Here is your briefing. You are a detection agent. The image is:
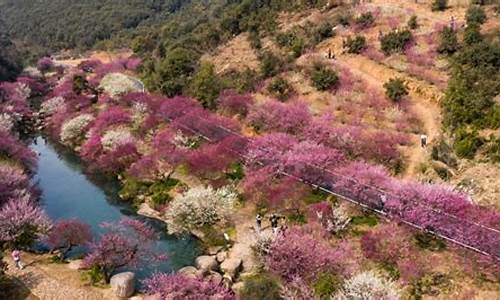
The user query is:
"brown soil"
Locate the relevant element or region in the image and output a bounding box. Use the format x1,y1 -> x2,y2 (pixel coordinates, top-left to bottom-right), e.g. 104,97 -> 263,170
4,252 -> 115,300
201,33 -> 260,74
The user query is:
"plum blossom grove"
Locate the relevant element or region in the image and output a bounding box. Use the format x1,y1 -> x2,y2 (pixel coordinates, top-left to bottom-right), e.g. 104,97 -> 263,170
2,48 -> 498,299
38,57 -> 500,261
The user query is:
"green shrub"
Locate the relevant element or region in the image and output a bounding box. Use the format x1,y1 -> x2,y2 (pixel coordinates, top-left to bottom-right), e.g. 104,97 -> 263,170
409,273 -> 451,298
383,78 -> 408,102
290,37 -> 305,58
311,64 -> 339,91
268,76 -> 293,100
380,29 -> 412,55
433,164 -> 453,181
466,5 -> 486,26
304,189 -> 330,204
248,30 -> 262,49
149,179 -> 177,209
408,15 -> 418,30
152,47 -> 197,97
222,68 -> 259,93
414,232 -> 446,251
119,177 -> 148,202
453,127 -> 484,159
431,0 -> 448,11
351,214 -> 378,227
189,63 -> 223,109
437,26 -> 458,55
354,12 -> 375,29
313,272 -> 343,298
463,23 -> 483,45
225,162 -> 245,180
431,140 -> 458,168
276,31 -> 297,48
287,210 -> 306,224
343,35 -> 366,54
485,135 -> 500,163
260,51 -> 282,78
201,226 -> 227,248
240,274 -> 281,300
336,14 -> 351,26
313,22 -> 335,44
82,266 -> 105,285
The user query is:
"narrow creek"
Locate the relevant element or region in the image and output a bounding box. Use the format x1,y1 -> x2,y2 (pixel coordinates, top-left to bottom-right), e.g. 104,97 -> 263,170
30,136 -> 200,281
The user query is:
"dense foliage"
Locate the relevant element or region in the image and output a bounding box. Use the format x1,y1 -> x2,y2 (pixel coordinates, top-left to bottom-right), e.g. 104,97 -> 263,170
0,0 -> 189,50
441,13 -> 499,159
0,19 -> 22,81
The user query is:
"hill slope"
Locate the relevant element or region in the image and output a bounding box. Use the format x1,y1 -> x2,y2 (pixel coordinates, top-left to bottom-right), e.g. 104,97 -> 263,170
0,0 -> 188,50
0,18 -> 22,81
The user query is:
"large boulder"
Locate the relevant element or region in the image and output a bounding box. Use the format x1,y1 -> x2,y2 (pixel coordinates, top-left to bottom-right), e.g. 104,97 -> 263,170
110,272 -> 135,299
220,258 -> 242,279
195,255 -> 218,274
205,271 -> 223,286
178,266 -> 199,278
216,251 -> 228,263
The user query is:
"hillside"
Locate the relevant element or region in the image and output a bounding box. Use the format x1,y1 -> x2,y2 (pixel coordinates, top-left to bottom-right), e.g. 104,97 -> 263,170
0,0 -> 188,50
0,18 -> 22,81
1,0 -> 500,299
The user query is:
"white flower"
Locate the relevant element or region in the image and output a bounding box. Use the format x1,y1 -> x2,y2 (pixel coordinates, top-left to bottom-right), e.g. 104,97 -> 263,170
60,114 -> 94,147
131,102 -> 148,128
335,271 -> 400,300
173,130 -> 200,149
16,83 -> 31,100
40,97 -> 65,115
253,231 -> 275,257
101,128 -> 135,151
165,185 -> 238,234
0,113 -> 14,132
326,206 -> 351,234
99,73 -> 143,97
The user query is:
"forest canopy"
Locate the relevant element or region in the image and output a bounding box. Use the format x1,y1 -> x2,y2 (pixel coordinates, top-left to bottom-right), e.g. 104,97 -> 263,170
0,0 -> 189,50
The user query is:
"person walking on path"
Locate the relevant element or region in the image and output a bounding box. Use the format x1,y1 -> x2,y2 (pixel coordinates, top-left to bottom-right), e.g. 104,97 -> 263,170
420,134 -> 428,148
255,213 -> 262,233
270,214 -> 279,234
11,249 -> 23,270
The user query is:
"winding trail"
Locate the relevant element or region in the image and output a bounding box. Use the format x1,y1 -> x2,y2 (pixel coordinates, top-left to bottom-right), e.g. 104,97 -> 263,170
315,35 -> 443,178
4,252 -> 112,300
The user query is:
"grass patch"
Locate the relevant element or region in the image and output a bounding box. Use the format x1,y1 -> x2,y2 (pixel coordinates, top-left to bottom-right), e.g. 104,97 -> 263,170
287,211 -> 307,225
304,189 -> 330,204
414,232 -> 447,251
351,214 -> 378,226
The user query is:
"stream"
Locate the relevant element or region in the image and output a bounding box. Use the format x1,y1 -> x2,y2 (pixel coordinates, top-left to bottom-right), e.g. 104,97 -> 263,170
30,136 -> 200,281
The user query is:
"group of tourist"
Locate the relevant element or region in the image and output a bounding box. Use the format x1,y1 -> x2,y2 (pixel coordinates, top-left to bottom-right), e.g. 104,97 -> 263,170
255,213 -> 286,235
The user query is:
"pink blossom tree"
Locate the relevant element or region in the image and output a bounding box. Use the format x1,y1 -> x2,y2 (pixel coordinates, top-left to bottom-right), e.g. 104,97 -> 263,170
218,90 -> 254,117
142,273 -> 234,299
247,101 -> 311,134
265,226 -> 352,282
0,164 -> 36,206
45,219 -> 92,260
0,130 -> 37,170
82,218 -> 166,283
36,57 -> 54,74
0,197 -> 52,249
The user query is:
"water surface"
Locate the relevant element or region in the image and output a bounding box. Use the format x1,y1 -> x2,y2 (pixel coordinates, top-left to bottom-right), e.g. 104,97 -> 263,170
31,136 -> 199,280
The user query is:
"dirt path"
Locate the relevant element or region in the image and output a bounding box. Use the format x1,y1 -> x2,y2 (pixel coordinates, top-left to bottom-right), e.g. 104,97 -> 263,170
314,32 -> 443,178
5,252 -> 113,300
226,203 -> 260,275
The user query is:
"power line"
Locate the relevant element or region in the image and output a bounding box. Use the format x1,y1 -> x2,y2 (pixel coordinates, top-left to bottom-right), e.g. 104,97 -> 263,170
154,101 -> 500,261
